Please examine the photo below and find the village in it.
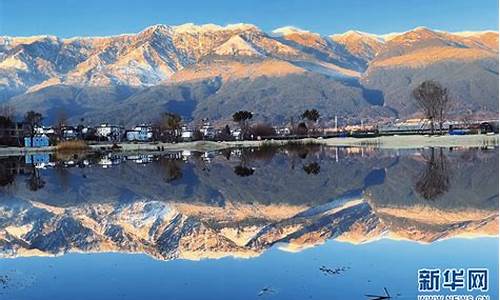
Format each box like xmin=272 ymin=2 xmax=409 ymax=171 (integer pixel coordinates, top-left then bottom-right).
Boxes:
xmin=0 ymin=107 xmax=498 ymax=150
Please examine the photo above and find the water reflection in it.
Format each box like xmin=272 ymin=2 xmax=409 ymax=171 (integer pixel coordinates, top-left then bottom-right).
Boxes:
xmin=415 ymin=148 xmax=450 ymax=200
xmin=0 ymin=146 xmax=497 ymax=261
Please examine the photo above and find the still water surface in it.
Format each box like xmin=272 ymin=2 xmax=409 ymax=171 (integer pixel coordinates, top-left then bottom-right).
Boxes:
xmin=0 ymin=146 xmax=498 ymax=299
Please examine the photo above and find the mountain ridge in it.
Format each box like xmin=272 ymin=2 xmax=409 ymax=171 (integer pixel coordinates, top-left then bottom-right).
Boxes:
xmin=1 ymin=23 xmax=498 ymax=124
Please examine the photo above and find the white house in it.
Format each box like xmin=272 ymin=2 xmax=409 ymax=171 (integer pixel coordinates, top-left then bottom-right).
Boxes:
xmin=200 ymin=121 xmax=216 ymax=139
xmin=126 ymin=124 xmax=153 ymax=142
xmin=96 ymin=123 xmax=124 ymax=141
xmin=231 ymin=128 xmax=242 ymax=140
xmin=34 ymin=126 xmax=55 ymax=135
xmin=181 ymin=125 xmax=194 ymax=141
xmin=61 ymin=126 xmax=77 ymax=140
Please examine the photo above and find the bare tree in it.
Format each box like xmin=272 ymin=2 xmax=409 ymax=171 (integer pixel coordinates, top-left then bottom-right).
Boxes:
xmin=157 ymin=112 xmax=182 ymax=142
xmin=412 ymin=80 xmax=450 ymax=135
xmin=55 ymin=108 xmax=69 ymax=140
xmin=0 ymin=105 xmax=15 ymax=121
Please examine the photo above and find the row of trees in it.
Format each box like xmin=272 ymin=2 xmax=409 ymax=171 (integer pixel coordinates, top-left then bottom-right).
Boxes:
xmin=232 ymin=108 xmax=321 ymax=139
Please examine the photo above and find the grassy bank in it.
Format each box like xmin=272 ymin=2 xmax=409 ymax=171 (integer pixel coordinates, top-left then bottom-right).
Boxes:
xmin=56 ymin=140 xmax=90 ymax=151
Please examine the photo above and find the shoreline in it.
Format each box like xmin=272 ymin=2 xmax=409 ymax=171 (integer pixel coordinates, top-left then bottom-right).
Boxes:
xmin=0 ymin=134 xmax=497 ymax=157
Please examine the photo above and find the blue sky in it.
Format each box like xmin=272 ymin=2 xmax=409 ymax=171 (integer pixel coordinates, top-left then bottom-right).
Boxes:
xmin=0 ymin=0 xmax=498 ymax=37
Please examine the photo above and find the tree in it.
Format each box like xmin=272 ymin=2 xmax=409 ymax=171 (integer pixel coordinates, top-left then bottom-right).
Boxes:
xmin=303 ymin=162 xmax=321 ymax=175
xmin=232 ymin=111 xmax=253 ymax=139
xmin=158 ymin=112 xmax=182 ymax=142
xmin=412 ymin=80 xmax=450 ymax=135
xmin=0 ymin=105 xmax=15 ymax=122
xmin=23 ymin=111 xmax=43 ymax=145
xmin=55 ymin=108 xmax=68 ymax=140
xmin=234 ymin=165 xmax=255 ymax=177
xmin=301 ymin=109 xmax=320 ymax=123
xmin=294 ymin=122 xmax=308 ymax=136
xmin=217 ymin=124 xmax=232 ymax=141
xmin=0 ymin=106 xmax=16 ymax=146
xmin=301 ymin=109 xmax=320 ymax=135
xmin=26 ymin=156 xmax=45 ymax=191
xmin=250 ymin=123 xmax=276 ymax=138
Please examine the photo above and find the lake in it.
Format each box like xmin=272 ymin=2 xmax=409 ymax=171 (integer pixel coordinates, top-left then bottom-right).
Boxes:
xmin=0 ymin=145 xmax=498 ymax=300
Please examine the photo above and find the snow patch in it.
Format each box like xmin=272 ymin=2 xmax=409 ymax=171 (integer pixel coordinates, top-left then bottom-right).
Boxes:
xmin=173 ymin=23 xmax=258 ymax=34
xmin=214 ymin=35 xmax=265 ymax=57
xmin=271 ymin=26 xmax=318 ymax=37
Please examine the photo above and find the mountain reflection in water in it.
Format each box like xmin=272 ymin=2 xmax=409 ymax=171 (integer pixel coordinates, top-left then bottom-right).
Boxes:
xmin=0 ymin=146 xmax=497 ymax=261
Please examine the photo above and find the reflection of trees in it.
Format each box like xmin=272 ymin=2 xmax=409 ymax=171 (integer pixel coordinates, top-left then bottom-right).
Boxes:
xmin=415 ymin=148 xmax=450 ymax=200
xmin=27 ymin=167 xmax=45 ymax=191
xmin=160 ymin=158 xmax=183 ymax=183
xmin=0 ymin=157 xmax=18 ymax=187
xmin=303 ymin=162 xmax=321 ymax=175
xmin=284 ymin=142 xmax=322 ymax=170
xmin=234 ymin=165 xmax=254 ymax=177
xmin=54 ymin=164 xmax=70 ymax=191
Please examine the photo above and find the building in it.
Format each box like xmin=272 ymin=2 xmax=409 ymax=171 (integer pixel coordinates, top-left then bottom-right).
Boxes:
xmin=96 ymin=123 xmax=124 ymax=141
xmin=200 ymin=121 xmax=216 ymax=139
xmin=34 ymin=126 xmax=55 ymax=135
xmin=61 ymin=126 xmax=78 ymax=140
xmin=231 ymin=129 xmax=242 ymax=140
xmin=125 ymin=124 xmax=153 ymax=142
xmin=24 ymin=135 xmax=50 ymax=148
xmin=181 ymin=125 xmax=194 ymax=141
xmin=274 ymin=126 xmax=291 ymax=136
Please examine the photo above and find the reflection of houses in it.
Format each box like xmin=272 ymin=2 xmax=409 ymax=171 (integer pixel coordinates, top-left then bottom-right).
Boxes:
xmin=126 ymin=154 xmax=154 ymax=164
xmin=126 ymin=124 xmax=153 ymax=142
xmin=24 ymin=135 xmax=50 ymax=148
xmin=96 ymin=123 xmax=124 ymax=141
xmin=98 ymin=154 xmax=123 ymax=168
xmin=25 ymin=153 xmax=53 ymax=169
xmin=202 ymin=152 xmax=214 ymax=163
xmin=181 ymin=150 xmax=192 ymax=160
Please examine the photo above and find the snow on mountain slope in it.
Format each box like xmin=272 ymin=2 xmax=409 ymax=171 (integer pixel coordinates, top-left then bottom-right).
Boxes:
xmin=214 ymin=35 xmax=264 ymax=57
xmin=330 ymin=30 xmax=385 ymax=62
xmin=0 ymin=24 xmax=498 ymax=120
xmin=1 ymin=24 xmax=496 ymax=93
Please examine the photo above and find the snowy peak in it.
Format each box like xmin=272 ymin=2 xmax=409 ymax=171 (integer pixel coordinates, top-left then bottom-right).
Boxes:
xmin=214 ymin=35 xmax=264 ymax=57
xmin=173 ymin=23 xmax=260 ymax=34
xmin=331 ymin=30 xmax=384 ymax=42
xmin=0 ymin=23 xmax=498 ymax=97
xmin=331 ymin=30 xmax=385 ymax=61
xmin=271 ymin=26 xmax=318 ymax=37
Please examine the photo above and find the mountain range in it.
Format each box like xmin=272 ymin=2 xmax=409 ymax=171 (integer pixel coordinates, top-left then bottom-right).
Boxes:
xmin=0 ymin=24 xmax=498 ymax=125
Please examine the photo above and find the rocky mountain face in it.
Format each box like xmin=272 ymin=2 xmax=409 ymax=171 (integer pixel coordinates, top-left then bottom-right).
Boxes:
xmin=0 ymin=24 xmax=498 ymax=124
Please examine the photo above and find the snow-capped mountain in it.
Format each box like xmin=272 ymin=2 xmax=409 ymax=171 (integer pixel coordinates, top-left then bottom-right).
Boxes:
xmin=0 ymin=24 xmax=498 ymax=123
